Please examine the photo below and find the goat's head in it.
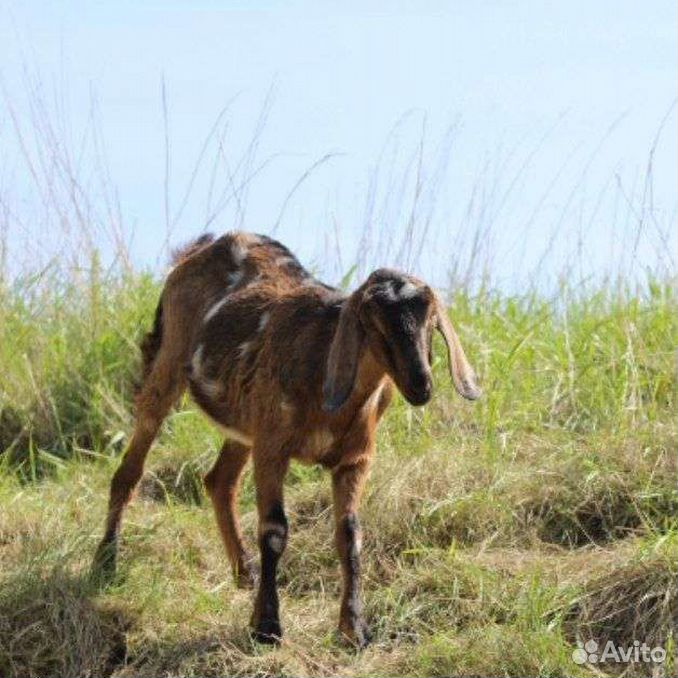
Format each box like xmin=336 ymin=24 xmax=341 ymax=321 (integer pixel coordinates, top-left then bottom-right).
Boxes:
xmin=323 ymin=269 xmax=481 ymax=412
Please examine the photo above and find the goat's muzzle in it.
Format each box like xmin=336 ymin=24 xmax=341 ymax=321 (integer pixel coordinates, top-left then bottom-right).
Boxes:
xmin=400 ymin=370 xmax=433 ymax=406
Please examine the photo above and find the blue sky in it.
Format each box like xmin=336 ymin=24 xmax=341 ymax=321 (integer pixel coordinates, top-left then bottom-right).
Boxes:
xmin=1 ymin=1 xmax=676 ymax=288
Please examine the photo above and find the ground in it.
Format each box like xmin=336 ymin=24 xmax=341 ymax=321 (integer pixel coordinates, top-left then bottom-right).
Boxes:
xmin=0 ymin=274 xmax=675 ymax=677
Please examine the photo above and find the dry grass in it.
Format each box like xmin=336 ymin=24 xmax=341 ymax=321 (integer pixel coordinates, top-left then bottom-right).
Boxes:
xmin=0 ymin=400 xmax=674 ymax=677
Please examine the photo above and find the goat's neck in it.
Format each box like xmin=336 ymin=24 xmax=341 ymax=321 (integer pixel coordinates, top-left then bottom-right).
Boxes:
xmin=353 ymin=347 xmax=389 ymax=402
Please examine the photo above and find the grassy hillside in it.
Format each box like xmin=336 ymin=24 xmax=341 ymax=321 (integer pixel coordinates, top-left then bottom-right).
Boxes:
xmin=0 ymin=268 xmax=675 ymax=677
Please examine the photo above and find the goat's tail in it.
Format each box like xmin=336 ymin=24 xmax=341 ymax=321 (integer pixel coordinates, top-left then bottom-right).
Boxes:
xmin=170 ymin=232 xmax=215 ymax=265
xmin=139 ymin=300 xmax=164 ymax=382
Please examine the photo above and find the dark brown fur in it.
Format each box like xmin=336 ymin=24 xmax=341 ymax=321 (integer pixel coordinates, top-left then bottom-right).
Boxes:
xmin=93 ymin=230 xmax=480 ymax=647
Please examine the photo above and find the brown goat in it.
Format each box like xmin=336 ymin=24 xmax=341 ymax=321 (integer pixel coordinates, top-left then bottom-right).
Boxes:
xmin=93 ymin=231 xmax=480 ymax=647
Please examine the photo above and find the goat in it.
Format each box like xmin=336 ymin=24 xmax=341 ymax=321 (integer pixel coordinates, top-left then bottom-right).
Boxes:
xmin=93 ymin=231 xmax=480 ymax=647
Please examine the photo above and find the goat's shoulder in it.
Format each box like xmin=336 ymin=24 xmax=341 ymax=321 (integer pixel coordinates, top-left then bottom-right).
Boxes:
xmin=273 ymin=286 xmax=345 ymax=337
xmin=193 ymin=282 xmax=332 ymax=363
xmin=257 ymin=289 xmax=342 ymax=396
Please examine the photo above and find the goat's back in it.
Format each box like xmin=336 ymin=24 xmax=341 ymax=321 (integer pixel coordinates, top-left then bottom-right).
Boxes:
xmin=156 ymin=232 xmax=320 ymax=363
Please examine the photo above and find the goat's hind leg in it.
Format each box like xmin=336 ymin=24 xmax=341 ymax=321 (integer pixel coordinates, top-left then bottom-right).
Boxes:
xmin=204 ymin=440 xmax=256 ymax=588
xmin=92 ymin=367 xmax=184 ymax=580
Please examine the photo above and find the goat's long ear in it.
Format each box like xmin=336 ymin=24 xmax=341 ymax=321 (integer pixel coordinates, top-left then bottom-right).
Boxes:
xmin=322 ymin=295 xmax=364 ymax=412
xmin=434 ymin=294 xmax=481 ymax=401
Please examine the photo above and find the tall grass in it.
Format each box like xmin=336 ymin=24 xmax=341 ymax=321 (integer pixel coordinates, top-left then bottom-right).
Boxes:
xmin=1 ymin=265 xmax=673 ymax=472
xmin=0 ymin=76 xmax=676 ymax=677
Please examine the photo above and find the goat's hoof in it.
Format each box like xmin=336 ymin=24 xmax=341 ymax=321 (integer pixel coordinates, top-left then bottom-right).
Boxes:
xmin=91 ymin=540 xmax=117 ymax=585
xmin=251 ymin=618 xmax=282 ymax=645
xmin=338 ymin=618 xmax=371 ymax=650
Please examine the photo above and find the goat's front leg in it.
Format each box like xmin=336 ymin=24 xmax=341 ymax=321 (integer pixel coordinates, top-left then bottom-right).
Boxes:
xmin=332 ymin=457 xmax=371 ymax=648
xmin=251 ymin=452 xmax=289 ymax=644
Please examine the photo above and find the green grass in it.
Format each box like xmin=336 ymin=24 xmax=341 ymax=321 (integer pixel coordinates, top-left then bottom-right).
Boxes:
xmin=0 ymin=268 xmax=675 ymax=677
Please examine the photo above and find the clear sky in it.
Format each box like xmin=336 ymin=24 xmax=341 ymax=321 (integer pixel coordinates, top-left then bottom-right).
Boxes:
xmin=1 ymin=1 xmax=676 ymax=289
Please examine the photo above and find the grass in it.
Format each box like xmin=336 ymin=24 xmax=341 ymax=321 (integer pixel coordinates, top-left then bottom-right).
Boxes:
xmin=0 ymin=265 xmax=675 ymax=677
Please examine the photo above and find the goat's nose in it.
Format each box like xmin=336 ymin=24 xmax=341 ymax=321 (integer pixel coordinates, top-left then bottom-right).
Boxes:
xmin=407 ymin=372 xmax=432 ymax=405
xmin=412 ymin=370 xmax=431 ymax=392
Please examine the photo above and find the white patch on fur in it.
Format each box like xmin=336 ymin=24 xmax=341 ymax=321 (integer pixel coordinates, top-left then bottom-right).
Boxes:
xmin=200 ymin=379 xmax=222 ymax=398
xmin=231 ymin=241 xmax=248 ymax=265
xmin=261 ymin=521 xmax=286 ymax=538
xmin=258 ymin=312 xmax=270 ymax=332
xmin=238 ymin=341 xmax=252 ymax=358
xmin=226 ymin=270 xmax=243 ymax=288
xmin=191 ymin=344 xmax=204 ymax=376
xmin=363 ymin=383 xmax=384 ymax=415
xmin=354 ymin=531 xmax=363 ymax=554
xmin=204 ymin=297 xmax=228 ymax=323
xmin=221 ymin=426 xmax=253 ymax=447
xmin=192 ymin=344 xmax=222 ymax=397
xmin=398 ymin=281 xmax=418 ymax=299
xmin=267 ymin=533 xmax=284 ymax=554
xmin=275 ymin=256 xmax=295 ymax=267
xmin=383 ymin=281 xmax=399 ymax=300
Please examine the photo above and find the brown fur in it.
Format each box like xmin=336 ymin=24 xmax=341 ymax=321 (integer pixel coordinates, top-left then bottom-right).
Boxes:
xmin=93 ymin=230 xmax=480 ymax=647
